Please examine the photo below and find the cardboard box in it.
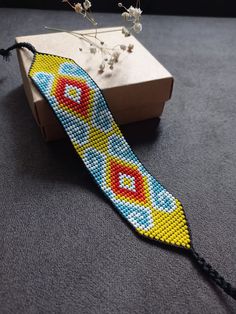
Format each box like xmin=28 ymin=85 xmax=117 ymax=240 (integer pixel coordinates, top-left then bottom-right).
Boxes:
xmin=16 ymin=27 xmax=174 ymax=141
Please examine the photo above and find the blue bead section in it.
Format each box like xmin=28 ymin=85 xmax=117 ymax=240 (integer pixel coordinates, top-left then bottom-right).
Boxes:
xmin=108 ymin=192 xmax=153 ymax=231
xmin=59 ymin=62 xmax=83 ymax=77
xmin=126 ymin=205 xmax=153 ymax=231
xmin=108 ymin=134 xmax=139 ymax=163
xmin=66 ymin=118 xmax=89 ymax=146
xmin=32 ymin=72 xmax=54 ymax=95
xmin=83 ymin=148 xmax=106 ymax=185
xmin=40 ymin=93 xmax=89 ymax=147
xmin=148 ymin=176 xmax=176 ymax=213
xmin=102 ymin=186 xmax=154 ymax=231
xmin=92 ymin=102 xmax=113 ymax=133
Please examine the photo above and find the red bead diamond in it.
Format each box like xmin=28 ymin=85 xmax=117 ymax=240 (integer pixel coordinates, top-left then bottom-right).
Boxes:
xmin=110 ymin=160 xmax=147 ymax=203
xmin=55 ymin=77 xmax=92 ymax=118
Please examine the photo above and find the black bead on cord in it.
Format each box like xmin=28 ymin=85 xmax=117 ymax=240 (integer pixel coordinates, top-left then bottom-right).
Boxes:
xmin=0 ymin=41 xmax=235 ymax=301
xmin=0 ymin=42 xmax=37 ymax=61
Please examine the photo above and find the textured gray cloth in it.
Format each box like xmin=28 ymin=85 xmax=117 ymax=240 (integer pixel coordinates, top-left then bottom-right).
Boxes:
xmin=0 ymin=8 xmax=236 ymax=314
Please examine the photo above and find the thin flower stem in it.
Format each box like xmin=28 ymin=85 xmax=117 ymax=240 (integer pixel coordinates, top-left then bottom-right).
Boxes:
xmin=122 ymin=4 xmax=128 ymax=11
xmin=82 ymin=12 xmax=97 ymax=26
xmin=84 ymin=33 xmax=101 ymax=43
xmin=44 ymin=26 xmax=123 ymax=36
xmin=74 ymin=28 xmax=123 ymax=35
xmin=136 ymin=0 xmax=141 ymax=8
xmin=44 ymin=26 xmax=103 ymax=50
xmin=87 ymin=7 xmax=98 ymax=27
xmin=71 ymin=32 xmax=99 ymax=48
xmin=63 ymin=0 xmax=74 ymax=10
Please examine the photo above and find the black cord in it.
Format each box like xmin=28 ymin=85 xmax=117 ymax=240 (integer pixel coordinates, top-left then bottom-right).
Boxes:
xmin=190 ymin=247 xmax=236 ymax=300
xmin=0 ymin=42 xmax=37 ymax=61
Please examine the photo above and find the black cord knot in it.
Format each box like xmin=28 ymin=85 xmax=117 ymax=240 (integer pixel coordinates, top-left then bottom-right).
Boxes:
xmin=0 ymin=48 xmax=11 ymax=61
xmin=0 ymin=42 xmax=37 ymax=62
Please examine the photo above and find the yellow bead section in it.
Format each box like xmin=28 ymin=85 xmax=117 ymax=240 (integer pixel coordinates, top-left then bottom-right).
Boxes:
xmin=137 ymin=200 xmax=191 ymax=248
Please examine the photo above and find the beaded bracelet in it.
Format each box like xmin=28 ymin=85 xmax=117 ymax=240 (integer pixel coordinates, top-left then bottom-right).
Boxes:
xmin=1 ymin=43 xmax=235 ymax=300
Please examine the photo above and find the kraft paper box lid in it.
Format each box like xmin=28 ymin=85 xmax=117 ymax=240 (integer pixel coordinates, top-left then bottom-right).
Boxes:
xmin=15 ymin=27 xmax=174 ymax=140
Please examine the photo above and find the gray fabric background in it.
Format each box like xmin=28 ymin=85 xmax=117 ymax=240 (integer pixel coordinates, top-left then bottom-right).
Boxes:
xmin=0 ymin=8 xmax=236 ymax=314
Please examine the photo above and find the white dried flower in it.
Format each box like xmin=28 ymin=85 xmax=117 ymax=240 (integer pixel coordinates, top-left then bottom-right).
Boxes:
xmin=108 ymin=58 xmax=114 ymax=66
xmin=112 ymin=51 xmax=120 ymax=63
xmin=127 ymin=6 xmax=136 ymax=16
xmin=118 ymin=2 xmax=123 ymax=7
xmin=120 ymin=44 xmax=126 ymax=50
xmin=99 ymin=62 xmax=105 ymax=72
xmin=90 ymin=46 xmax=97 ymax=54
xmin=133 ymin=22 xmax=142 ymax=33
xmin=108 ymin=58 xmax=115 ymax=70
xmin=83 ymin=0 xmax=91 ymax=10
xmin=132 ymin=8 xmax=142 ymax=19
xmin=127 ymin=44 xmax=134 ymax=53
xmin=121 ymin=12 xmax=130 ymax=20
xmin=122 ymin=27 xmax=130 ymax=37
xmin=74 ymin=2 xmax=83 ymax=13
xmin=119 ymin=3 xmax=143 ymax=36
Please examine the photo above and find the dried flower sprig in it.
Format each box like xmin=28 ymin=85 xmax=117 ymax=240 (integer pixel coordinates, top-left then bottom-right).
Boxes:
xmin=53 ymin=1 xmax=143 ymax=73
xmin=62 ymin=0 xmax=97 ymax=25
xmin=118 ymin=0 xmax=142 ymax=37
xmin=45 ymin=26 xmax=134 ymax=73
